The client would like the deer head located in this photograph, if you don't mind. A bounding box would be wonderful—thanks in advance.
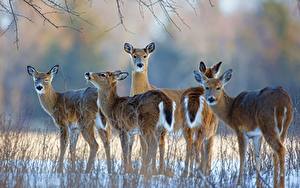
[85,71,129,89]
[124,42,155,73]
[194,69,233,105]
[27,65,59,94]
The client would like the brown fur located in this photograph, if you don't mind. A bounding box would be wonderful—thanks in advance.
[196,69,293,188]
[86,71,175,175]
[27,65,111,173]
[124,42,221,175]
[181,86,218,176]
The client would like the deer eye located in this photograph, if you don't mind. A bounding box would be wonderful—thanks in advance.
[205,87,209,90]
[143,55,147,58]
[216,87,221,90]
[98,73,106,77]
[133,55,137,58]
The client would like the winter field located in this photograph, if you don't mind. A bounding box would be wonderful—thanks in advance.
[0,118,299,188]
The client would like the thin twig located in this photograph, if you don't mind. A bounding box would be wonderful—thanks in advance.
[8,0,19,49]
[209,0,214,7]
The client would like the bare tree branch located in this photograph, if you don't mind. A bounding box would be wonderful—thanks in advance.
[0,0,216,48]
[8,0,19,49]
[209,0,214,7]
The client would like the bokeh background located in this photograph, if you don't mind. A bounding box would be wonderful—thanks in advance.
[0,0,299,132]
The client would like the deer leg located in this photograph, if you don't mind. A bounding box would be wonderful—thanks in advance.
[140,134,149,175]
[253,136,262,188]
[58,126,68,173]
[237,132,248,186]
[200,140,214,176]
[69,124,80,172]
[189,143,196,177]
[98,128,112,174]
[278,146,285,188]
[269,139,285,188]
[119,131,132,173]
[149,132,159,176]
[182,129,192,177]
[128,134,134,172]
[195,133,205,177]
[158,130,166,174]
[81,125,99,173]
[261,124,286,188]
[273,153,279,188]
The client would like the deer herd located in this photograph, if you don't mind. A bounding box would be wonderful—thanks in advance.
[27,42,293,188]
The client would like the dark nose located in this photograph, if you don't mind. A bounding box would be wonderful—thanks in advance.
[208,97,216,103]
[85,72,90,79]
[36,86,43,91]
[137,63,143,68]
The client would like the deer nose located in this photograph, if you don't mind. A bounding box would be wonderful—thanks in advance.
[36,85,43,91]
[208,97,216,103]
[85,72,91,79]
[137,63,143,68]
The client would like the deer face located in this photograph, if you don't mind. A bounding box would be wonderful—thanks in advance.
[124,42,155,72]
[85,71,129,89]
[27,65,59,94]
[194,69,232,106]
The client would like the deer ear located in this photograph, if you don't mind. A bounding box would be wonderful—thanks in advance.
[124,43,133,54]
[212,61,222,77]
[199,61,206,73]
[145,42,155,54]
[115,71,129,81]
[48,65,59,75]
[27,66,36,76]
[220,69,232,86]
[193,70,207,85]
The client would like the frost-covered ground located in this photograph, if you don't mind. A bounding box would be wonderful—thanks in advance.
[0,130,299,187]
[0,160,299,188]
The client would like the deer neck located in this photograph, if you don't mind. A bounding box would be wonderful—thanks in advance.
[209,90,234,126]
[37,86,58,115]
[97,84,118,117]
[131,70,152,95]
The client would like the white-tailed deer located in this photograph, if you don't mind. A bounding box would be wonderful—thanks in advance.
[124,42,220,175]
[180,62,221,177]
[194,69,293,188]
[85,71,176,175]
[27,65,112,173]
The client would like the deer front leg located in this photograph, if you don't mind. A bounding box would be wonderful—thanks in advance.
[81,124,99,173]
[58,126,68,173]
[98,128,112,174]
[69,124,80,172]
[236,132,248,186]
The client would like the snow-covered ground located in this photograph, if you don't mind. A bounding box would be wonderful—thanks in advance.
[0,159,299,188]
[0,132,299,187]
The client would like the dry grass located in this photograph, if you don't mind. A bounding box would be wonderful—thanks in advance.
[0,117,299,187]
